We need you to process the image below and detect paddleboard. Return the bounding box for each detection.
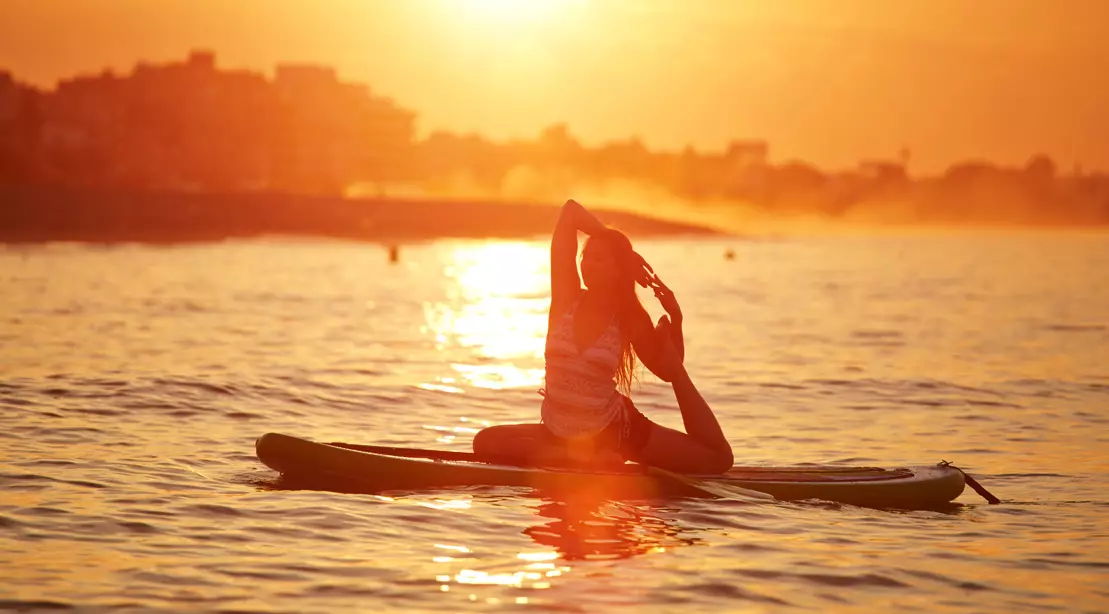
[255,432,966,509]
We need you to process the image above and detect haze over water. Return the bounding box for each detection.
[2,233,1107,612]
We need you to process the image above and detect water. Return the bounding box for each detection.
[1,232,1107,612]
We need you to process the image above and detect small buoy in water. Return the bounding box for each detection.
[724,249,735,260]
[388,245,400,263]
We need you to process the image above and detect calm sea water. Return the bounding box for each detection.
[1,232,1107,613]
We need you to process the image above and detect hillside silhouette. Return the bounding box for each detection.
[1,51,1106,242]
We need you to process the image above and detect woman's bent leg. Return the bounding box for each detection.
[631,370,733,474]
[473,423,567,466]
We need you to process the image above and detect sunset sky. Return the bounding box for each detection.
[2,0,1107,173]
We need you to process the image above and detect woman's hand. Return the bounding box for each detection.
[650,275,682,324]
[652,276,685,364]
[651,316,688,383]
[564,199,608,236]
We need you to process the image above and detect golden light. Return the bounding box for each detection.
[444,0,587,25]
[422,242,548,390]
[517,551,560,562]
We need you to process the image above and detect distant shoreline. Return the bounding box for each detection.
[0,182,722,245]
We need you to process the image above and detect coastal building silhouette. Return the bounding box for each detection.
[0,51,1105,226]
[33,51,415,194]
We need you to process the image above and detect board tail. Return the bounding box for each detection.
[940,460,1000,504]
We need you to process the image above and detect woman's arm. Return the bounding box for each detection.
[551,200,606,315]
[665,316,685,364]
[630,275,686,379]
[629,309,685,382]
[651,277,684,363]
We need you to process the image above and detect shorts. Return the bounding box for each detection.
[542,395,656,460]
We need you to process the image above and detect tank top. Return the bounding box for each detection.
[540,295,626,439]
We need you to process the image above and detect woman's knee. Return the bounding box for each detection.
[637,426,733,473]
[472,423,545,456]
[707,447,734,474]
[472,426,502,455]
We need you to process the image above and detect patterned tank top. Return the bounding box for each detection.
[540,295,626,439]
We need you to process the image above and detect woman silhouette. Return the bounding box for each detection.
[472,200,733,474]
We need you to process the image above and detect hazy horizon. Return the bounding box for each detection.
[2,0,1107,174]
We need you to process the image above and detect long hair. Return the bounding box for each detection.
[585,229,647,396]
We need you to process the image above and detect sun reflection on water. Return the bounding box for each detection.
[422,242,549,391]
[372,494,475,512]
[523,497,700,562]
[422,494,701,603]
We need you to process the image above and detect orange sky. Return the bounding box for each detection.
[2,0,1107,173]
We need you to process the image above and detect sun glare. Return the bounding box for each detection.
[421,242,549,391]
[445,0,586,24]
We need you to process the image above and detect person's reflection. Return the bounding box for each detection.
[523,494,701,561]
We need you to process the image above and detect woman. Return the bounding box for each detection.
[472,199,734,474]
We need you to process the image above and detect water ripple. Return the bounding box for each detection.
[1,236,1107,613]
